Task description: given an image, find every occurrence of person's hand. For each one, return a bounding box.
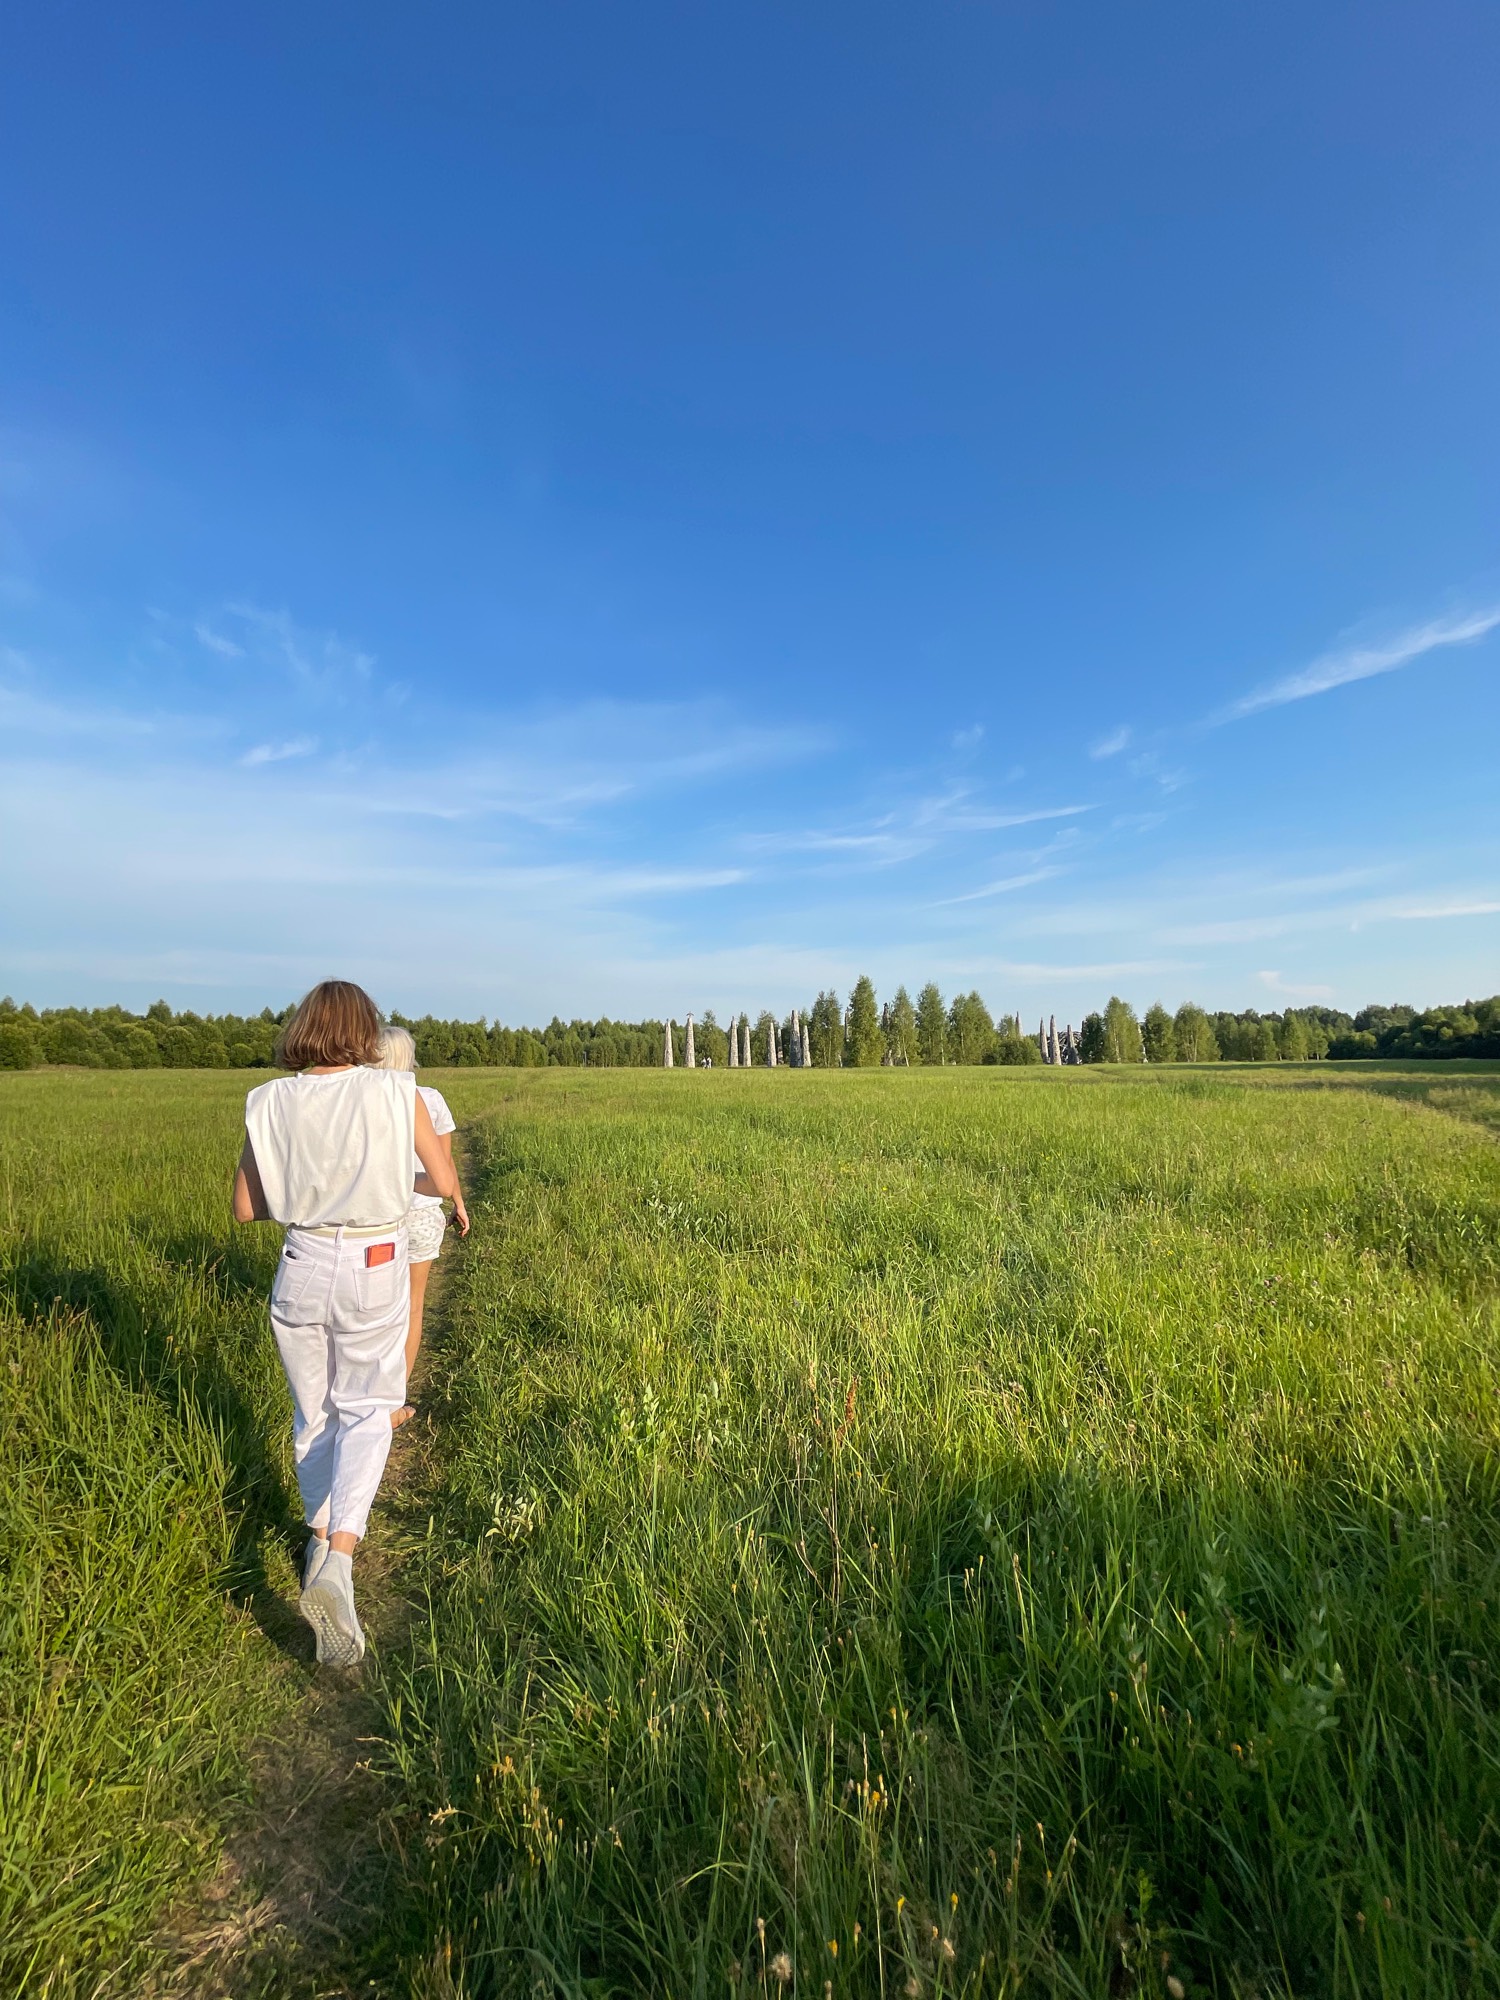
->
[453,1197,471,1236]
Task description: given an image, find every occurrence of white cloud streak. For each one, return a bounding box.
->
[1226,606,1500,720]
[914,792,1095,833]
[1390,899,1500,921]
[1257,968,1335,1001]
[1089,724,1131,759]
[937,867,1063,906]
[241,735,318,766]
[194,622,244,659]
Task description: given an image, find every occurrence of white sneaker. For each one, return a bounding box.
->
[299,1549,365,1666]
[302,1536,331,1589]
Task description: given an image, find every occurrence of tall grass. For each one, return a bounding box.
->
[2,1066,1497,1998]
[0,1073,295,1997]
[378,1068,1500,1998]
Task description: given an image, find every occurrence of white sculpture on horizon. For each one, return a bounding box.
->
[766,1018,777,1067]
[740,1018,751,1068]
[664,1019,675,1068]
[801,1022,812,1067]
[684,1014,696,1068]
[728,1015,738,1065]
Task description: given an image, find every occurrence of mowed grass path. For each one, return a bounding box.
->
[1,1066,1498,1998]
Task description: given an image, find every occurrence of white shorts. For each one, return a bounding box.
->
[406,1203,448,1264]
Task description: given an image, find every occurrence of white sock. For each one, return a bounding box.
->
[320,1548,354,1591]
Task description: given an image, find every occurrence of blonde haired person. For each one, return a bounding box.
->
[232,980,457,1665]
[374,1025,469,1428]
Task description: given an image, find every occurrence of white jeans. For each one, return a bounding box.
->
[270,1224,409,1540]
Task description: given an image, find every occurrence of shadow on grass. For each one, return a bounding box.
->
[371,1419,1500,1999]
[3,1250,313,1662]
[1275,1069,1500,1136]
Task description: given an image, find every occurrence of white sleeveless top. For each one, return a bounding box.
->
[244,1068,416,1228]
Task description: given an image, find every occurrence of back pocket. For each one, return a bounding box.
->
[352,1251,404,1317]
[270,1248,322,1325]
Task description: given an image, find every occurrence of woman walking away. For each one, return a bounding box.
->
[232,980,457,1665]
[374,1025,469,1428]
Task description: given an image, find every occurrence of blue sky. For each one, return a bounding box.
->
[2,2,1496,1028]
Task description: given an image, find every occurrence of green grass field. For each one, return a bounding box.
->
[2,1065,1498,1999]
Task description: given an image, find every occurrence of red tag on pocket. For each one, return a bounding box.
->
[365,1241,396,1267]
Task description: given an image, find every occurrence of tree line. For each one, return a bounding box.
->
[2,984,1496,1071]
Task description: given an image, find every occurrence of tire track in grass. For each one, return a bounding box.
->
[155,1142,471,1999]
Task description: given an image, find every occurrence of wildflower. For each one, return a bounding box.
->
[896,1896,906,1916]
[770,1952,794,1983]
[949,1893,958,1912]
[940,1937,956,1963]
[828,1940,838,1956]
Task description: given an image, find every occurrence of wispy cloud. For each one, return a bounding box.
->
[1390,898,1500,921]
[1257,968,1334,1002]
[1159,887,1500,946]
[241,735,318,767]
[1225,606,1500,721]
[1127,751,1188,793]
[937,867,1063,906]
[915,788,1095,833]
[741,824,929,866]
[951,723,985,751]
[969,956,1199,983]
[194,621,244,660]
[224,601,378,699]
[1089,724,1131,759]
[0,670,193,741]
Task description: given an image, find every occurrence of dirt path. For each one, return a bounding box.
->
[157,1232,459,1999]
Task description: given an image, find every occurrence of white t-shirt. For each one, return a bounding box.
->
[244,1068,416,1228]
[411,1084,456,1209]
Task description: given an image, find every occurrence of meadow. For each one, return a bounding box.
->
[1,1064,1497,1999]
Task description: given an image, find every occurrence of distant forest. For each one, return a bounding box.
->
[2,984,1496,1070]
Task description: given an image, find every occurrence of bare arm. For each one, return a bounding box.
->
[441,1131,470,1235]
[413,1093,458,1201]
[232,1136,270,1223]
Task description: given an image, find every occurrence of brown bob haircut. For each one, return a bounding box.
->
[274,980,383,1071]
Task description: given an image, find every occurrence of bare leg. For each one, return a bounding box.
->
[390,1257,433,1429]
